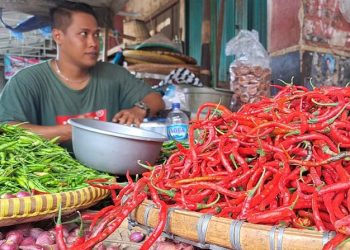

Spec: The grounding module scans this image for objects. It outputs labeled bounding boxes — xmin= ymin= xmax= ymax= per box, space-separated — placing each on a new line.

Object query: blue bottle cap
xmin=172 ymin=103 xmax=180 ymax=109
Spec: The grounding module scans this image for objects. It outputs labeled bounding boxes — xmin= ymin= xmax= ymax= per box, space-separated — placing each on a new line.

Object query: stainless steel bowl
xmin=68 ymin=118 xmax=167 ymax=175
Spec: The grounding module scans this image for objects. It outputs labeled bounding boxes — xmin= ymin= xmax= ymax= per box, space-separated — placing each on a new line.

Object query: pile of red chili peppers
xmin=60 ymin=84 xmax=350 ymax=250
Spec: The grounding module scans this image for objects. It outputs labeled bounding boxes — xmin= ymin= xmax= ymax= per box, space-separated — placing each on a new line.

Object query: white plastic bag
xmin=162 ymin=84 xmax=188 ymax=111
xmin=225 ymin=30 xmax=270 ymax=68
xmin=225 ymin=30 xmax=271 ymax=104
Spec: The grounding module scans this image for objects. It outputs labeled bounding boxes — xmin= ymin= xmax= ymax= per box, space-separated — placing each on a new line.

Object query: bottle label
xmin=167 ymin=124 xmax=188 ymax=141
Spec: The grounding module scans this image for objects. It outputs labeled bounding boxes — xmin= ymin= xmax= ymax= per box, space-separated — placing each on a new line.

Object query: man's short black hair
xmin=50 ymin=1 xmax=98 ymax=31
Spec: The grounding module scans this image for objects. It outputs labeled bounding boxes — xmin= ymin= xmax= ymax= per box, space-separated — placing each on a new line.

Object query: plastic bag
xmin=162 ymin=84 xmax=188 ymax=111
xmin=225 ymin=30 xmax=271 ymax=105
xmin=226 ymin=30 xmax=270 ymax=68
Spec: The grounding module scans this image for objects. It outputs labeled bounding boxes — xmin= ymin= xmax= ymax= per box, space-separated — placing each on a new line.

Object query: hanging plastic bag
xmin=225 ymin=30 xmax=271 ymax=104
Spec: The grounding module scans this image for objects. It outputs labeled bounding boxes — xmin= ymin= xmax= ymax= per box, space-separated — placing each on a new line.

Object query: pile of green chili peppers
xmin=0 ymin=123 xmax=112 ymax=195
xmin=157 ymin=140 xmax=189 ymax=164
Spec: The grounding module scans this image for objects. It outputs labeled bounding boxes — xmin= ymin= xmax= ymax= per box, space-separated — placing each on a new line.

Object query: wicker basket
xmin=0 ymin=186 xmax=109 ymax=227
xmin=129 ymin=200 xmax=350 ymax=250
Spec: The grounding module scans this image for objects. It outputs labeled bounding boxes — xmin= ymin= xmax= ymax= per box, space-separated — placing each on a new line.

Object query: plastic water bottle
xmin=166 ymin=103 xmax=189 ymax=141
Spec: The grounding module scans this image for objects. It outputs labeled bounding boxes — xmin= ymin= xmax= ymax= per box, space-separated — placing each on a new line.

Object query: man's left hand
xmin=112 ymin=107 xmax=146 ymax=127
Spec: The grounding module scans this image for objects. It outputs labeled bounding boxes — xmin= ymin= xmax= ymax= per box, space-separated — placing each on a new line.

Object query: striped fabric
xmin=153 ymin=68 xmax=203 ymax=89
xmin=0 ymin=186 xmax=109 ymax=227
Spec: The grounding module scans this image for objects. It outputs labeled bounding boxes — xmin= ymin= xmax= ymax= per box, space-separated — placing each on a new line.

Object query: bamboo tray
xmin=127 ymin=63 xmax=201 ymax=76
xmin=130 ymin=200 xmax=350 ymax=250
xmin=0 ymin=186 xmax=109 ymax=227
xmin=123 ymin=50 xmax=186 ymax=65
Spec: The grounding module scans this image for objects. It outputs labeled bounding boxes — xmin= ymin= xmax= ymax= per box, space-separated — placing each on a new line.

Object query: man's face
xmin=56 ymin=12 xmax=100 ymax=68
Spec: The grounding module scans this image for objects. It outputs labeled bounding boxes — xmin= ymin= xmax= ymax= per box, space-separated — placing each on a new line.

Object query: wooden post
xmin=200 ymin=0 xmax=211 ymax=86
xmin=215 ymin=0 xmax=225 ymax=88
xmin=102 ymin=28 xmax=109 ymax=62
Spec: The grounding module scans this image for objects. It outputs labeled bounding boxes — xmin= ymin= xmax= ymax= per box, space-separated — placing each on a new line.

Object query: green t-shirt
xmin=0 ymin=60 xmax=153 ymax=125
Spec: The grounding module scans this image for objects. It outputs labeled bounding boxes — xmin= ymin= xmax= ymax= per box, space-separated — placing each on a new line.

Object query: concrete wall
xmin=303 ymin=0 xmax=350 ymax=51
xmin=268 ymin=0 xmax=301 ymax=53
xmin=268 ymin=0 xmax=350 ymax=88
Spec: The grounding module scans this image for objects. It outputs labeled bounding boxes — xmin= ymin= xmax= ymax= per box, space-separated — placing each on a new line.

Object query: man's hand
xmin=112 ymin=107 xmax=146 ymax=127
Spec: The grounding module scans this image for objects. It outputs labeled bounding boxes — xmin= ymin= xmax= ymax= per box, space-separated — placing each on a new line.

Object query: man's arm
xmin=141 ymin=92 xmax=165 ymax=117
xmin=8 ymin=122 xmax=72 ymax=142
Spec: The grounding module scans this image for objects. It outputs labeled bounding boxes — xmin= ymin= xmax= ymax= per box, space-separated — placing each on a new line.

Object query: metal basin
xmin=68 ymin=118 xmax=167 ymax=175
xmin=181 ymin=86 xmax=233 ymax=116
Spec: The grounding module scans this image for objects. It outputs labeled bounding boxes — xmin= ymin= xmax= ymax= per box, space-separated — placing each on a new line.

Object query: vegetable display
xmin=64 ymin=84 xmax=350 ymax=249
xmin=0 ymin=221 xmax=124 ymax=250
xmin=0 ymin=124 xmax=111 ymax=196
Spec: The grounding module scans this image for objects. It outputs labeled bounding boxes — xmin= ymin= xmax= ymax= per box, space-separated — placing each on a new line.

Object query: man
xmin=0 ymin=1 xmax=165 ymax=148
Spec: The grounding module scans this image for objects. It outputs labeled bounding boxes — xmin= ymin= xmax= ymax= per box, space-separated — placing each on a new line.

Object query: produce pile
xmin=0 ymin=220 xmax=139 ymax=250
xmin=0 ymin=124 xmax=111 ymax=197
xmin=65 ymin=84 xmax=350 ymax=249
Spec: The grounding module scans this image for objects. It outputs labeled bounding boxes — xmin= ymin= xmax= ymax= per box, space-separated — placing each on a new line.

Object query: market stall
xmin=1 ymin=0 xmax=350 ymax=250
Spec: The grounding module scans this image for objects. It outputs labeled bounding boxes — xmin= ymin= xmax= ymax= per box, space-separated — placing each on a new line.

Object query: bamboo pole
xmin=130 ymin=200 xmax=350 ymax=250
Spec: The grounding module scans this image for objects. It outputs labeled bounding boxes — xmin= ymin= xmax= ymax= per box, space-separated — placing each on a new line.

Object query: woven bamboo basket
xmin=0 ymin=186 xmax=109 ymax=227
xmin=129 ymin=200 xmax=350 ymax=250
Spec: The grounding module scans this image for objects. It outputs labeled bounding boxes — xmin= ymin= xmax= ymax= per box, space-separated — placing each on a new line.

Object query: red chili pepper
xmin=187 ymin=125 xmax=200 ymax=177
xmin=323 ymin=193 xmax=337 ymax=225
xmin=231 ymin=147 xmax=249 ymax=172
xmin=88 ymin=205 xmax=115 ymax=232
xmin=247 ymin=206 xmax=295 ymax=224
xmin=251 ymin=170 xmax=282 ymax=208
xmin=71 ymin=193 xmax=147 ymax=250
xmin=319 ymin=181 xmax=350 ymax=196
xmin=56 ymin=204 xmax=67 ymax=250
xmin=246 ymin=166 xmax=264 ymax=190
xmin=347 ymin=189 xmax=350 ymax=213
xmin=174 ymin=175 xmax=226 ymax=185
xmin=81 ymin=213 xmax=95 ymax=221
xmin=228 ymin=166 xmax=255 ymax=187
xmin=333 ymin=192 xmax=347 ymax=220
xmin=238 ymin=168 xmax=266 ymax=220
xmin=140 ymin=200 xmax=168 ymax=250
xmin=290 ymin=151 xmax=350 ymax=167
xmin=196 ymin=102 xmax=232 ymax=120
xmin=322 ymin=233 xmax=348 ymax=250
xmin=278 ymin=174 xmax=292 ymax=206
xmin=218 ymin=137 xmax=234 ymax=173
xmin=280 ymin=133 xmax=338 ymax=153
xmin=179 ymin=181 xmax=245 ymax=199
xmin=312 ymin=192 xmax=326 ymax=231
xmin=330 ymin=121 xmax=350 ymax=144
xmin=335 ymin=163 xmax=350 ymax=182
